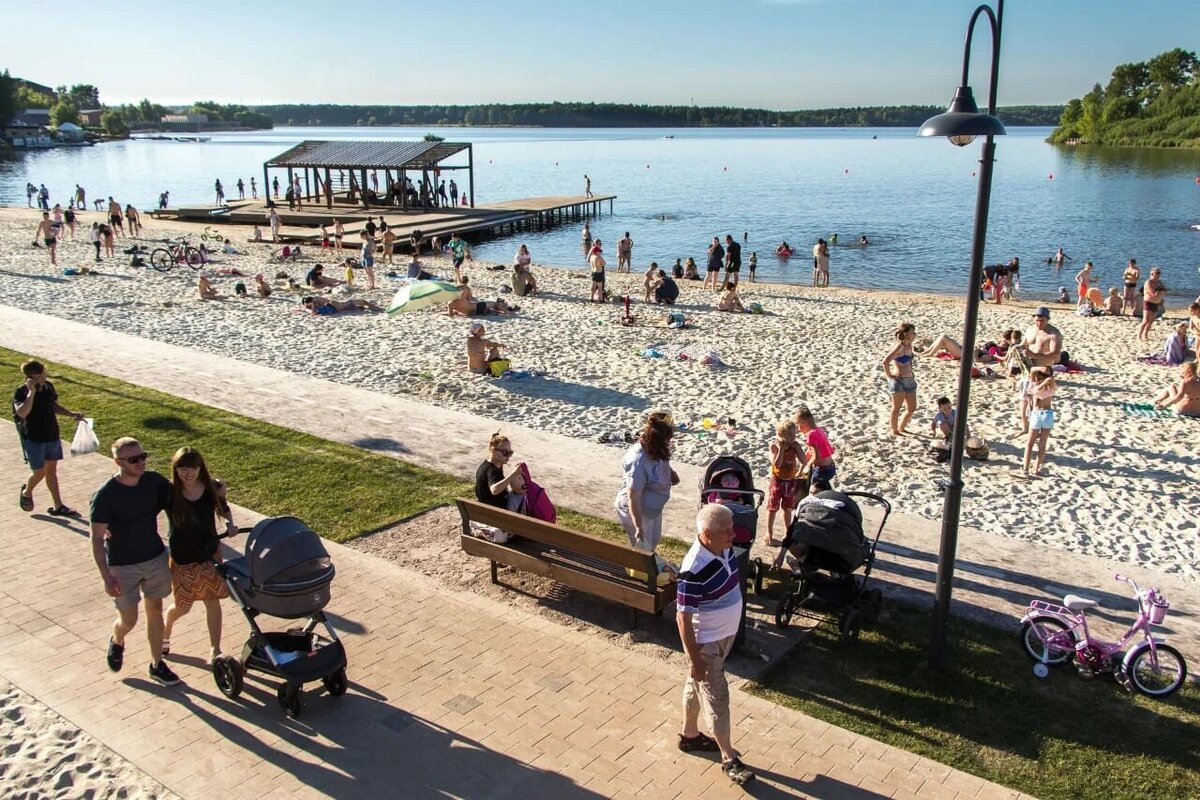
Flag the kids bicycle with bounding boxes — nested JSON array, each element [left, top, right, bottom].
[[1019, 573, 1188, 698]]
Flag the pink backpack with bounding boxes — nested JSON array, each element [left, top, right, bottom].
[[518, 462, 556, 524]]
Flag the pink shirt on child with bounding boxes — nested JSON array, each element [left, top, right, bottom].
[[805, 427, 834, 461]]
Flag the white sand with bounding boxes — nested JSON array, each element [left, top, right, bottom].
[[1, 207, 1196, 576], [0, 677, 177, 799]]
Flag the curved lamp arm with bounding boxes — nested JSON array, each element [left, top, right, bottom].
[[961, 2, 1004, 115]]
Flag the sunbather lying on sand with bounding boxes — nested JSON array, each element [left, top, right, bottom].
[[301, 296, 380, 315]]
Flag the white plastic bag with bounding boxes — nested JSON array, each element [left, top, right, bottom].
[[70, 418, 99, 456]]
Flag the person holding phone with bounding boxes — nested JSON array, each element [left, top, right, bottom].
[[13, 359, 85, 516]]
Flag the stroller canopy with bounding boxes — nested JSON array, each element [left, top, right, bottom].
[[789, 491, 868, 570], [246, 516, 333, 589]]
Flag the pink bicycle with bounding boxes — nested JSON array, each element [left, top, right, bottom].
[[1019, 573, 1188, 698]]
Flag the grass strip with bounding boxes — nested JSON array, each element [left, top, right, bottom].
[[747, 595, 1199, 800]]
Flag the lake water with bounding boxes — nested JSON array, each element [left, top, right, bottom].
[[3, 126, 1199, 300]]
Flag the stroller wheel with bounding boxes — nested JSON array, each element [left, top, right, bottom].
[[323, 668, 349, 697], [277, 683, 303, 718], [839, 609, 862, 646], [775, 594, 797, 629], [212, 655, 243, 699], [751, 559, 764, 595]]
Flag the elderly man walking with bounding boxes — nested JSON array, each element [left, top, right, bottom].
[[676, 504, 755, 785]]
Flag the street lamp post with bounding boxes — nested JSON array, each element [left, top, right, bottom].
[[919, 0, 1006, 670]]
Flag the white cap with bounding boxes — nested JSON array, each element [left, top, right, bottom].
[[469, 322, 484, 334]]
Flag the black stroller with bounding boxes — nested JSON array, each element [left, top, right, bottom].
[[759, 490, 890, 644], [698, 456, 765, 649], [212, 517, 348, 718]]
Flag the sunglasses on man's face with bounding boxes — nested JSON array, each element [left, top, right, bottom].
[[121, 453, 149, 464]]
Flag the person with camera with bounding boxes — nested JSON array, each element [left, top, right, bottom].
[[13, 360, 85, 516]]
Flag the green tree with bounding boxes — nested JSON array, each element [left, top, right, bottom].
[[101, 109, 129, 136], [1147, 48, 1199, 92], [64, 83, 100, 107], [0, 70, 17, 123], [1079, 83, 1105, 140], [16, 84, 53, 109], [49, 99, 80, 127]]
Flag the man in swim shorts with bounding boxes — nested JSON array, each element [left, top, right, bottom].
[[617, 232, 633, 273], [467, 322, 507, 374], [108, 197, 124, 236], [34, 212, 58, 266], [1138, 268, 1166, 343], [1020, 307, 1063, 367]]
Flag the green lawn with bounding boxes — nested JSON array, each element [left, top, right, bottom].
[[11, 345, 1192, 799], [748, 596, 1199, 800]]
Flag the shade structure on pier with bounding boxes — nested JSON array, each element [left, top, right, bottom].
[[263, 139, 474, 211]]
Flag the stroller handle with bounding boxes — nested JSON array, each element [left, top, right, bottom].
[[836, 491, 892, 545], [217, 526, 254, 540], [700, 486, 765, 509]]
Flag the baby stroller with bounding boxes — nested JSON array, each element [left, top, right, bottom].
[[698, 456, 765, 649], [212, 517, 348, 718], [762, 490, 890, 645]]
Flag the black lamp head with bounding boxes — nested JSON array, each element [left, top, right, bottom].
[[919, 86, 1007, 146]]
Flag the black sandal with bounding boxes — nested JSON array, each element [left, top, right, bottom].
[[47, 505, 79, 517], [678, 732, 720, 753], [19, 486, 33, 512]]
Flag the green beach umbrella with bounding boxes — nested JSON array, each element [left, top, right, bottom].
[[386, 279, 462, 314]]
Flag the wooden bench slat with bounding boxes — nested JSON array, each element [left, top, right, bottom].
[[456, 499, 657, 574]]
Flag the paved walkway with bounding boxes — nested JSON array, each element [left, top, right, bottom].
[[2, 305, 1196, 657], [0, 437, 1027, 799]]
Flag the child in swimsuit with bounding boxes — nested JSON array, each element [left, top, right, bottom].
[[766, 419, 805, 545]]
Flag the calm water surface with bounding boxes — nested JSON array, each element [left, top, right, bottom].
[[3, 126, 1199, 300]]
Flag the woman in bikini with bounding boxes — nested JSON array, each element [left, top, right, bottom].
[[1122, 259, 1140, 316], [882, 322, 918, 436], [1023, 367, 1057, 477]]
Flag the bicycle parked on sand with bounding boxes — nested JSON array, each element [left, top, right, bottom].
[[149, 238, 204, 272], [1020, 573, 1188, 698]]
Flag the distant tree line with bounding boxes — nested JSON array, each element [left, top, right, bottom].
[[253, 102, 1062, 129], [105, 100, 273, 134], [1050, 48, 1200, 147]]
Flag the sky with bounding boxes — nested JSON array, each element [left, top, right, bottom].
[[6, 1, 1199, 109]]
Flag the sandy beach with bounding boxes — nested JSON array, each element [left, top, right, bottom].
[[0, 207, 1196, 576]]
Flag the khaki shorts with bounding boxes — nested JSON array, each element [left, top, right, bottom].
[[683, 635, 735, 741], [109, 551, 172, 612]]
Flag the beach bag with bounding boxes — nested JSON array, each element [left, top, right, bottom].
[[488, 359, 511, 378], [965, 436, 989, 461], [517, 462, 556, 523], [70, 418, 99, 456]]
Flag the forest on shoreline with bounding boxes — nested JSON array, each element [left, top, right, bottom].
[[1049, 48, 1200, 148], [255, 102, 1061, 128]]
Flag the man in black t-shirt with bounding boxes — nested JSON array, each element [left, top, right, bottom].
[[13, 360, 85, 516], [89, 436, 180, 686], [724, 236, 742, 288]]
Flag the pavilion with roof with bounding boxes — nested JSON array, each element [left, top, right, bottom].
[[262, 139, 474, 210]]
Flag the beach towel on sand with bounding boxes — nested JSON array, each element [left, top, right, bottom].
[[1121, 402, 1179, 419]]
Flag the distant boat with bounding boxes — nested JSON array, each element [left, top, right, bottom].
[[663, 135, 674, 139]]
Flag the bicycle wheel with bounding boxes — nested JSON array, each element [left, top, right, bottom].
[[149, 248, 174, 272], [1125, 644, 1187, 698], [1020, 617, 1075, 667], [184, 246, 204, 268]]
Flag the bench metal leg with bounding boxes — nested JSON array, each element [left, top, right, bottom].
[[490, 560, 498, 585]]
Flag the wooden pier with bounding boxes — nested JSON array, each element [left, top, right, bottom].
[[150, 195, 616, 247]]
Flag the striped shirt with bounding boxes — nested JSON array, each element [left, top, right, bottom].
[[677, 540, 742, 644]]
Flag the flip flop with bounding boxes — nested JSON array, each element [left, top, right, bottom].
[[19, 486, 33, 512]]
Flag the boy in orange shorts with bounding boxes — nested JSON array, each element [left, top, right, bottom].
[[766, 419, 805, 546]]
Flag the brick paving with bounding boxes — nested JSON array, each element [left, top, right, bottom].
[[0, 435, 1031, 799]]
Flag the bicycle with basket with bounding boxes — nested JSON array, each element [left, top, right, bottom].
[[1019, 573, 1187, 698]]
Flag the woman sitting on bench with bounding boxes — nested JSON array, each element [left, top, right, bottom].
[[475, 433, 526, 511]]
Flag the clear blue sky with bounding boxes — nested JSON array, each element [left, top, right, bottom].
[[7, 1, 1198, 108]]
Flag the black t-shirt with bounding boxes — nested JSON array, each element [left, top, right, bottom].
[[305, 267, 322, 286], [475, 461, 508, 509], [365, 220, 377, 237], [90, 471, 170, 566], [707, 245, 724, 271], [168, 491, 220, 565], [656, 278, 680, 303], [726, 241, 742, 267], [12, 381, 59, 442]]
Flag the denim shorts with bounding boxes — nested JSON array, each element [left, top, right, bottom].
[[20, 438, 63, 470], [889, 376, 917, 394], [1030, 409, 1055, 431], [811, 464, 837, 487]]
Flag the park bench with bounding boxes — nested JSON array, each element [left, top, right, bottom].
[[455, 499, 677, 619]]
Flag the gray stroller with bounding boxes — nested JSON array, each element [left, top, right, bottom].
[[212, 517, 348, 718]]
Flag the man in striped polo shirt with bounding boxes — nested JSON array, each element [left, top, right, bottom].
[[676, 504, 754, 785]]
